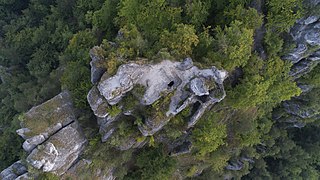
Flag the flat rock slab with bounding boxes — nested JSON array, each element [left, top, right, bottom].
[[27, 122, 87, 176], [17, 91, 77, 152]]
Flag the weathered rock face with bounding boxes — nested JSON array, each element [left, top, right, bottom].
[[277, 11, 320, 128], [97, 59, 227, 108], [90, 47, 107, 84], [2, 91, 89, 178], [283, 14, 320, 79], [0, 161, 27, 180], [88, 49, 228, 149], [15, 173, 31, 180], [17, 91, 77, 152], [87, 86, 110, 118], [62, 159, 116, 180], [27, 122, 87, 176]]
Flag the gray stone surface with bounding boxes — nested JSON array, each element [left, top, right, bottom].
[[283, 100, 319, 119], [17, 91, 76, 152], [89, 57, 228, 137], [97, 60, 227, 107], [190, 78, 209, 96], [90, 46, 107, 84], [15, 173, 31, 180], [226, 160, 244, 171], [304, 16, 319, 25], [278, 13, 320, 128], [0, 161, 27, 180], [87, 86, 110, 118], [27, 122, 87, 176]]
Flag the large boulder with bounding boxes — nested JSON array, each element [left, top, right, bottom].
[[26, 122, 87, 176], [87, 86, 110, 118], [17, 91, 77, 152]]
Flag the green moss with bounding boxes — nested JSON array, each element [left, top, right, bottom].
[[37, 172, 60, 180], [19, 95, 73, 137], [106, 105, 122, 117], [186, 166, 198, 177], [121, 93, 139, 112], [132, 84, 146, 99], [108, 117, 141, 148], [162, 106, 191, 140]]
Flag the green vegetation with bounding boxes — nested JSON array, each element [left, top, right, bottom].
[[106, 105, 122, 117], [85, 135, 134, 179], [1, 0, 319, 179], [209, 20, 255, 70], [162, 106, 191, 140], [159, 24, 199, 59], [124, 146, 177, 180], [192, 111, 227, 157], [37, 172, 60, 180], [266, 0, 303, 33]]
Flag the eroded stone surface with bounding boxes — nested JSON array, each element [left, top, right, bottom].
[[97, 59, 227, 107], [17, 91, 76, 152], [278, 13, 320, 128], [90, 46, 107, 84], [0, 161, 27, 180], [88, 56, 228, 141], [284, 16, 320, 71], [87, 86, 110, 118], [27, 122, 87, 176]]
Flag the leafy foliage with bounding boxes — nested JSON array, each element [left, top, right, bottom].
[[192, 112, 227, 156], [266, 0, 303, 33], [209, 20, 254, 71], [125, 146, 177, 180], [159, 24, 199, 58], [0, 1, 318, 180]]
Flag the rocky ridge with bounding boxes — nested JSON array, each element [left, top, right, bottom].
[[1, 91, 87, 179], [276, 8, 320, 128], [88, 46, 228, 150]]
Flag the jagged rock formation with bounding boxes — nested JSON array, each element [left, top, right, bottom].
[[88, 46, 228, 150], [0, 161, 27, 180], [276, 7, 320, 127], [26, 121, 86, 175], [17, 91, 77, 152], [3, 91, 88, 177], [283, 14, 320, 79]]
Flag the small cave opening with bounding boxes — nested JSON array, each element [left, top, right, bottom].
[[168, 81, 174, 88], [198, 95, 209, 103], [191, 102, 201, 115]]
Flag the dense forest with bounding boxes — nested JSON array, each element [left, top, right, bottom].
[[1, 0, 320, 179]]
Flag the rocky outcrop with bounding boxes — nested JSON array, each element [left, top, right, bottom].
[[87, 86, 110, 118], [3, 91, 88, 178], [63, 159, 115, 180], [283, 14, 320, 79], [17, 91, 77, 152], [27, 122, 87, 176], [97, 59, 227, 108], [276, 8, 320, 128], [88, 52, 228, 145], [0, 161, 27, 180], [90, 47, 107, 84]]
